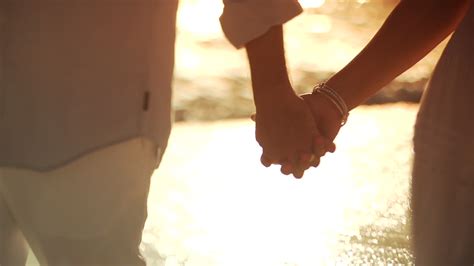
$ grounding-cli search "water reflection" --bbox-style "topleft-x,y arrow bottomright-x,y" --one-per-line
142,104 -> 416,265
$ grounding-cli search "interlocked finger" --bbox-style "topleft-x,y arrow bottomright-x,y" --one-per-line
310,155 -> 321,167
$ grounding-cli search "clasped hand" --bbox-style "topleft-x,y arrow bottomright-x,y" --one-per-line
253,89 -> 343,178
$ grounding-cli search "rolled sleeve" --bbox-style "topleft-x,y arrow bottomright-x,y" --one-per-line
220,0 -> 303,48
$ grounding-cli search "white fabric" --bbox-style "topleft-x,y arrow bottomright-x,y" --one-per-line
220,0 -> 303,48
0,138 -> 159,265
412,4 -> 474,265
0,0 -> 303,171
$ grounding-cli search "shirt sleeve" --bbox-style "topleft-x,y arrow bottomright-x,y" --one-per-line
220,0 -> 303,49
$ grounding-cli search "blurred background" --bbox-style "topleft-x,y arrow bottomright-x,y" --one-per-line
28,0 -> 448,265
171,0 -> 446,121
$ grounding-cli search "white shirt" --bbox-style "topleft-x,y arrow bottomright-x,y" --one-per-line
0,0 -> 302,171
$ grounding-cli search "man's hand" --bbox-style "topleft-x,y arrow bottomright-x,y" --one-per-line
245,26 -> 333,177
253,86 -> 333,178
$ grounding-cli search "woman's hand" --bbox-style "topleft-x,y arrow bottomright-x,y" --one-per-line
301,93 -> 343,147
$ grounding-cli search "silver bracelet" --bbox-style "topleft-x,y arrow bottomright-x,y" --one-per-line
312,82 -> 349,126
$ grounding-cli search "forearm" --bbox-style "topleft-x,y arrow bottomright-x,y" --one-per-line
326,0 -> 471,110
245,25 -> 294,111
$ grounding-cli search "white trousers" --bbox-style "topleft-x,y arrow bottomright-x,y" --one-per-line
0,138 -> 160,266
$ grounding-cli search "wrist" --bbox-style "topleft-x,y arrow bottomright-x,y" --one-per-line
312,82 -> 349,126
254,82 -> 297,112
308,92 -> 341,120
252,75 -> 291,93
325,78 -> 349,106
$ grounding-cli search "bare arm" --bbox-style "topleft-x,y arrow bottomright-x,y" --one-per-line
326,0 -> 471,110
245,26 -> 331,177
245,26 -> 294,110
220,0 -> 331,177
302,0 -> 471,151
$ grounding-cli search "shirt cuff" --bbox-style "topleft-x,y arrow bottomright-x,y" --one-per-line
220,0 -> 303,49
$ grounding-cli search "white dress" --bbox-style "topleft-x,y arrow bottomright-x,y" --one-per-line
413,4 -> 474,265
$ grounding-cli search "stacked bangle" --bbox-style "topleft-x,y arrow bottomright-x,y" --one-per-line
312,82 -> 349,126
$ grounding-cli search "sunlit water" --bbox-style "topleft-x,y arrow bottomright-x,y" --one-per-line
140,104 -> 417,265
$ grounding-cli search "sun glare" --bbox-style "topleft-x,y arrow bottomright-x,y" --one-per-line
300,0 -> 326,9
177,0 -> 224,39
177,0 -> 327,38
